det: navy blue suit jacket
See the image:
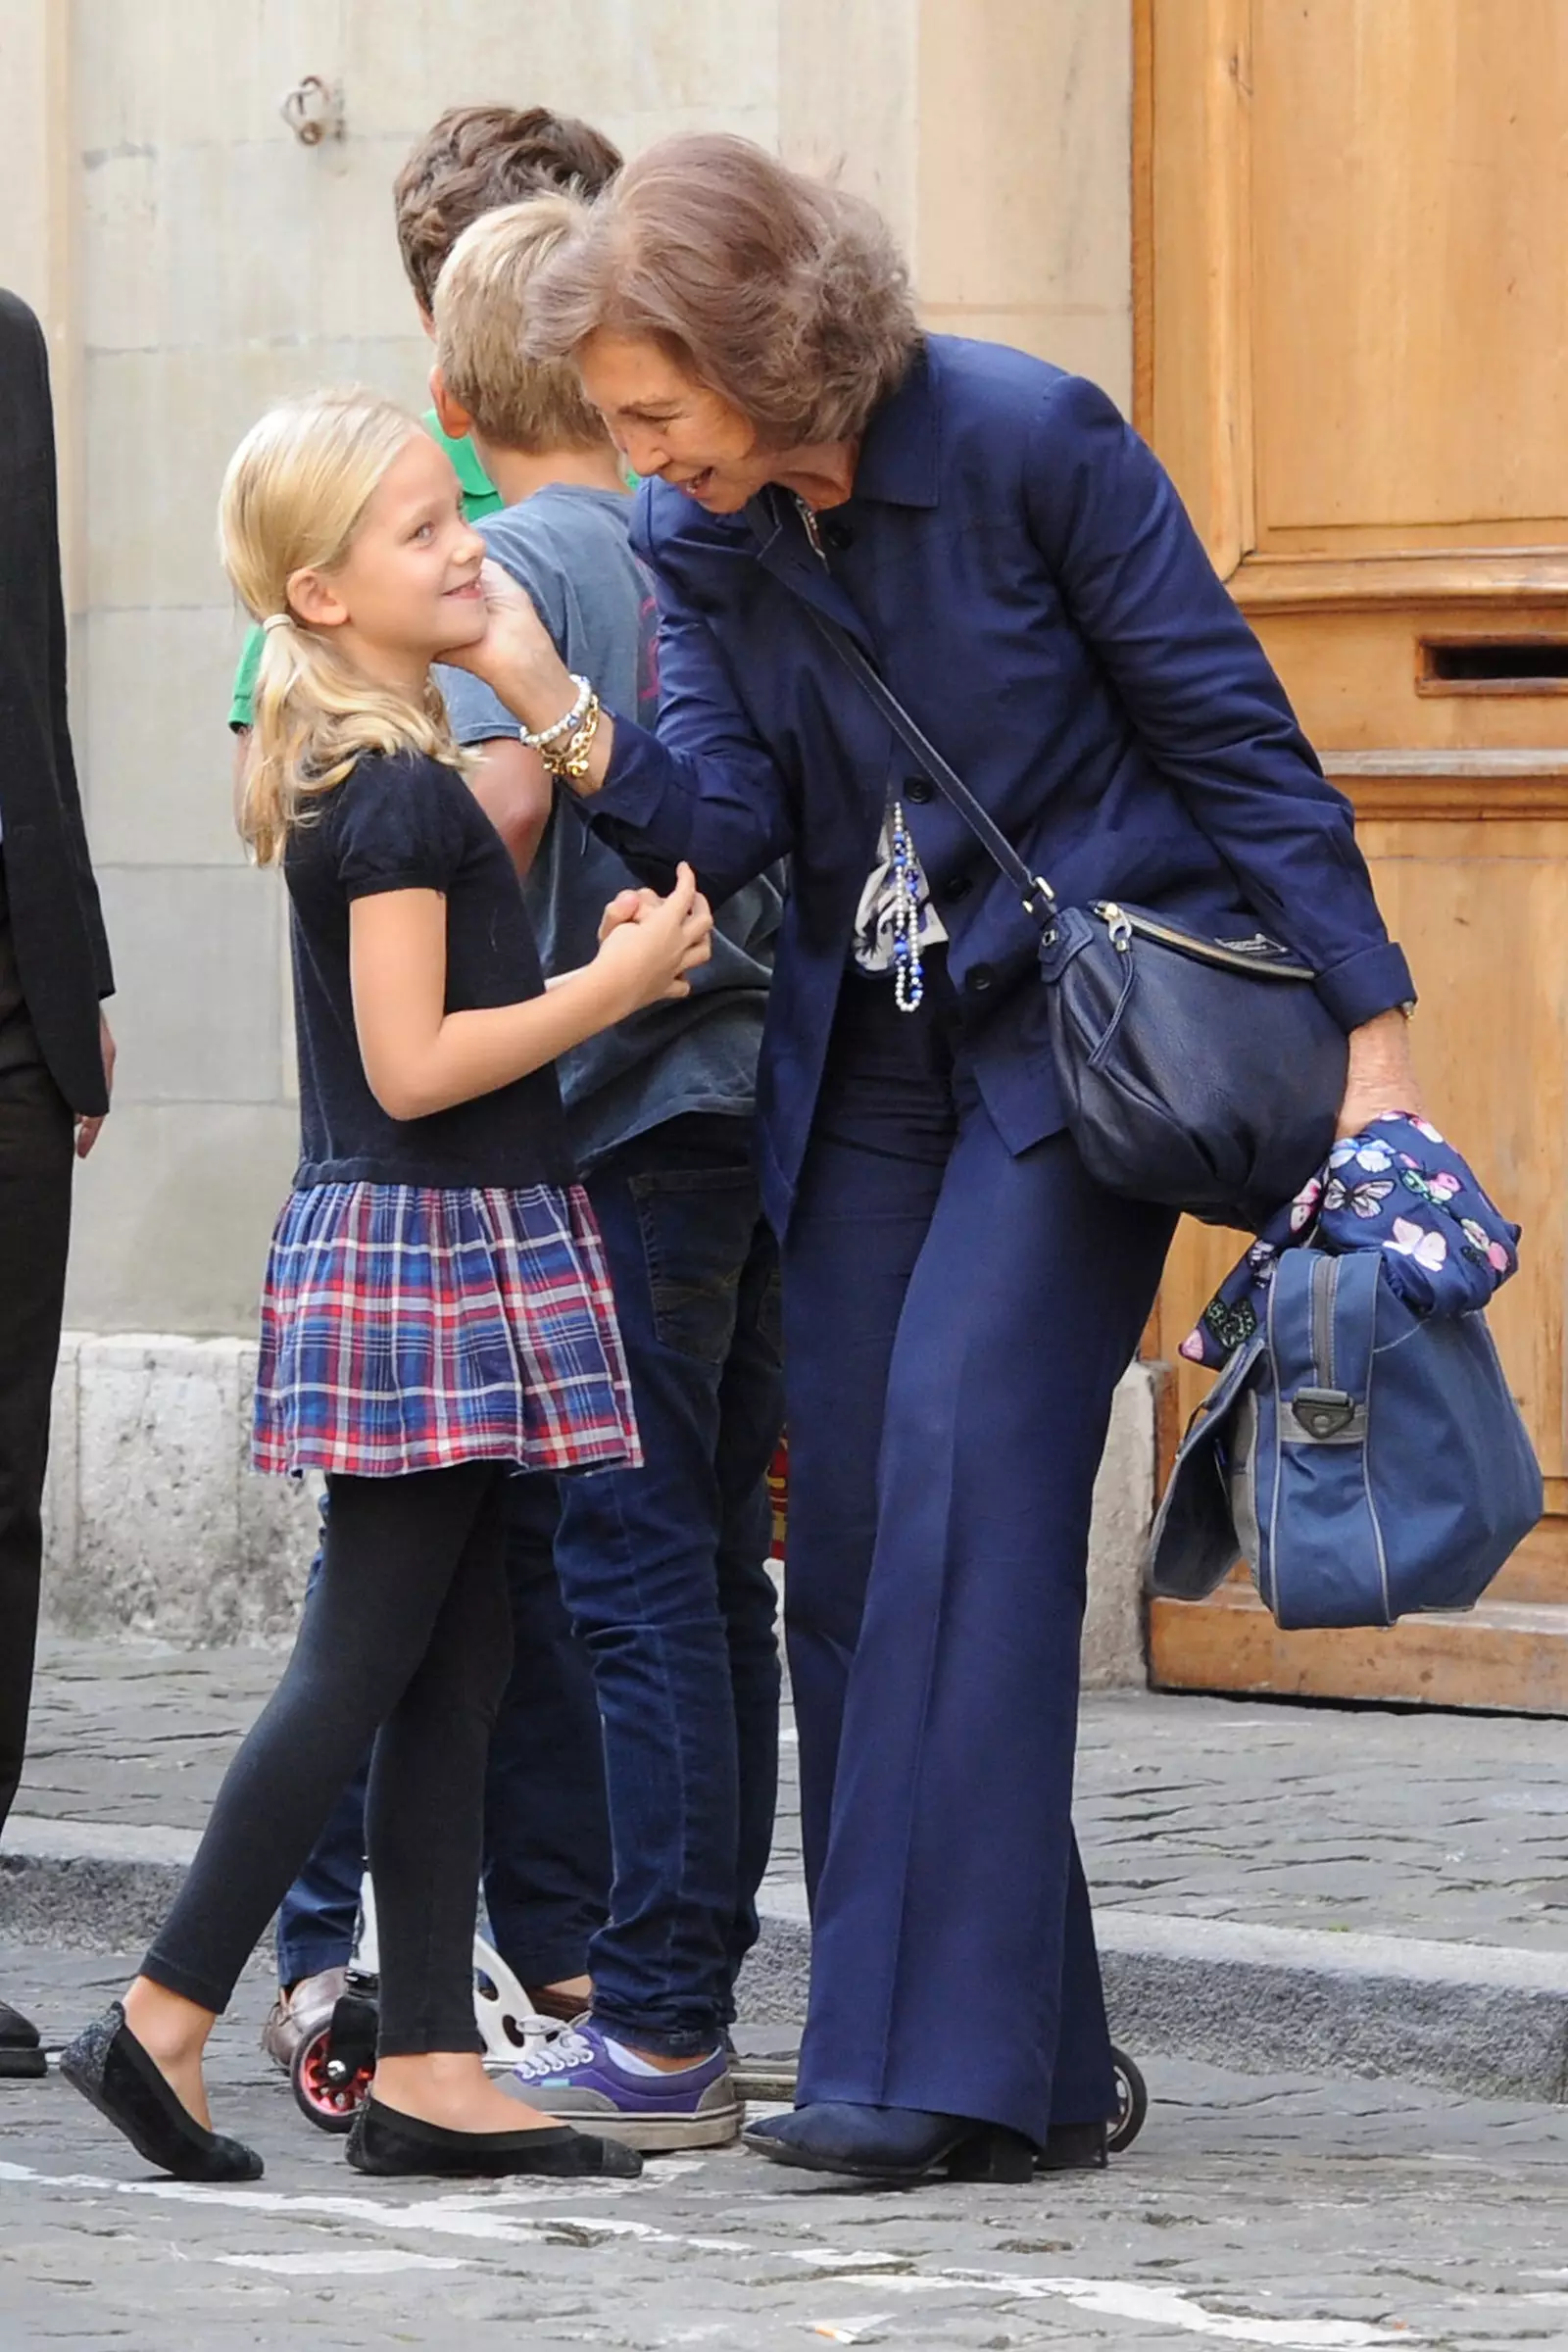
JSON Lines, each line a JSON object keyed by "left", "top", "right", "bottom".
{"left": 588, "top": 336, "right": 1413, "bottom": 1234}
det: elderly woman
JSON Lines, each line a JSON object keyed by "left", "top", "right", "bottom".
{"left": 462, "top": 134, "right": 1422, "bottom": 2184}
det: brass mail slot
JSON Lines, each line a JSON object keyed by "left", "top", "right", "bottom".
{"left": 1418, "top": 639, "right": 1568, "bottom": 695}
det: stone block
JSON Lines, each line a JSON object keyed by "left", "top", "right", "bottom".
{"left": 82, "top": 606, "right": 252, "bottom": 866}
{"left": 65, "top": 1101, "right": 299, "bottom": 1338}
{"left": 51, "top": 1335, "right": 316, "bottom": 1642}
{"left": 921, "top": 301, "right": 1134, "bottom": 411}
{"left": 1082, "top": 1362, "right": 1160, "bottom": 1690}
{"left": 39, "top": 1337, "right": 81, "bottom": 1607}
{"left": 780, "top": 0, "right": 918, "bottom": 245}
{"left": 90, "top": 865, "right": 286, "bottom": 1104}
{"left": 914, "top": 0, "right": 1132, "bottom": 315}
{"left": 84, "top": 340, "right": 428, "bottom": 612}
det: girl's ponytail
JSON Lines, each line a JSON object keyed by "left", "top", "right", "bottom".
{"left": 220, "top": 390, "right": 471, "bottom": 866}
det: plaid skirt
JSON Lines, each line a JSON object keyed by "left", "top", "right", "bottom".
{"left": 253, "top": 1182, "right": 642, "bottom": 1480}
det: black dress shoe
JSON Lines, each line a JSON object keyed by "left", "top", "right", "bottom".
{"left": 1037, "top": 2118, "right": 1109, "bottom": 2172}
{"left": 58, "top": 2003, "right": 263, "bottom": 2182}
{"left": 345, "top": 2096, "right": 643, "bottom": 2180}
{"left": 742, "top": 2101, "right": 1037, "bottom": 2185}
{"left": 0, "top": 1999, "right": 47, "bottom": 2081}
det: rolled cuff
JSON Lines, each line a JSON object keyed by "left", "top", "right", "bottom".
{"left": 1313, "top": 940, "right": 1416, "bottom": 1033}
{"left": 594, "top": 711, "right": 676, "bottom": 831}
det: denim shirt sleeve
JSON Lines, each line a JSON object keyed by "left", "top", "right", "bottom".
{"left": 1021, "top": 373, "right": 1413, "bottom": 1032}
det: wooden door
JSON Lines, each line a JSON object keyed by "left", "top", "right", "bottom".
{"left": 1137, "top": 0, "right": 1568, "bottom": 1708}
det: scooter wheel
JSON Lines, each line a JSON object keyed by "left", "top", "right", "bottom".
{"left": 291, "top": 2022, "right": 371, "bottom": 2133}
{"left": 1107, "top": 2045, "right": 1149, "bottom": 2153}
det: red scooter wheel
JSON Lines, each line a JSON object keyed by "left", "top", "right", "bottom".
{"left": 291, "top": 2023, "right": 371, "bottom": 2133}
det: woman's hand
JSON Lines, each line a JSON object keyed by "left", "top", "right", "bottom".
{"left": 443, "top": 559, "right": 577, "bottom": 732}
{"left": 592, "top": 864, "right": 713, "bottom": 1007}
{"left": 1335, "top": 1006, "right": 1425, "bottom": 1139}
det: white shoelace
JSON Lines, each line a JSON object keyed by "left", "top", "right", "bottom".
{"left": 512, "top": 2024, "right": 596, "bottom": 2082}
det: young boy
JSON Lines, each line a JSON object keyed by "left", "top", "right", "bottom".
{"left": 237, "top": 104, "right": 625, "bottom": 2081}
{"left": 431, "top": 198, "right": 784, "bottom": 2151}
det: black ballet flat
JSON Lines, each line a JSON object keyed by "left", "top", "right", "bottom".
{"left": 345, "top": 2095, "right": 643, "bottom": 2180}
{"left": 58, "top": 2003, "right": 263, "bottom": 2182}
{"left": 0, "top": 1999, "right": 48, "bottom": 2081}
{"left": 743, "top": 2101, "right": 1037, "bottom": 2185}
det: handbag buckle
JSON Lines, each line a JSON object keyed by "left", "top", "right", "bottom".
{"left": 1023, "top": 874, "right": 1057, "bottom": 940}
{"left": 1099, "top": 901, "right": 1135, "bottom": 954}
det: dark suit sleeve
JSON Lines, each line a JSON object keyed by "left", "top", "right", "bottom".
{"left": 23, "top": 309, "right": 114, "bottom": 999}
{"left": 45, "top": 465, "right": 114, "bottom": 1000}
{"left": 584, "top": 510, "right": 798, "bottom": 907}
{"left": 1021, "top": 373, "right": 1411, "bottom": 1032}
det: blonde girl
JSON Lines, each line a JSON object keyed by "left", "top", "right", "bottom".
{"left": 60, "top": 389, "right": 710, "bottom": 2184}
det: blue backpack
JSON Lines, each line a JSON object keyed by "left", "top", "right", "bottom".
{"left": 1148, "top": 1247, "right": 1543, "bottom": 1630}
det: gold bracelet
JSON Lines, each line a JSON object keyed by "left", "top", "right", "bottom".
{"left": 542, "top": 692, "right": 603, "bottom": 780}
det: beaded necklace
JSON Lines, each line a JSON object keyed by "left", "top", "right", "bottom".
{"left": 796, "top": 494, "right": 926, "bottom": 1014}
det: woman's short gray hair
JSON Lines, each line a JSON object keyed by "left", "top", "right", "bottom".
{"left": 523, "top": 134, "right": 922, "bottom": 449}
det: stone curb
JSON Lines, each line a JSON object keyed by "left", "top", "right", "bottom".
{"left": 5, "top": 1818, "right": 1564, "bottom": 2104}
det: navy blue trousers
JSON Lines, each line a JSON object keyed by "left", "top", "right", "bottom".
{"left": 782, "top": 968, "right": 1174, "bottom": 2144}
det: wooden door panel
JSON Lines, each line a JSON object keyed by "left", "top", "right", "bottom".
{"left": 1251, "top": 0, "right": 1568, "bottom": 545}
{"left": 1138, "top": 0, "right": 1568, "bottom": 1708}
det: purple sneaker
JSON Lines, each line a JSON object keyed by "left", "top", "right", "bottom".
{"left": 508, "top": 2021, "right": 739, "bottom": 2151}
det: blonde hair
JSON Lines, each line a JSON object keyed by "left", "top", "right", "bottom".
{"left": 434, "top": 195, "right": 609, "bottom": 454}
{"left": 220, "top": 388, "right": 473, "bottom": 865}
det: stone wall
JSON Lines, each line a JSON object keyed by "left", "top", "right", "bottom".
{"left": 0, "top": 0, "right": 1132, "bottom": 1340}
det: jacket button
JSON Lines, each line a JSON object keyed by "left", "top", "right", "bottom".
{"left": 905, "top": 776, "right": 935, "bottom": 805}
{"left": 965, "top": 961, "right": 995, "bottom": 994}
{"left": 944, "top": 872, "right": 974, "bottom": 904}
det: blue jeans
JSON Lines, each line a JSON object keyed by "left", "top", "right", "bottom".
{"left": 556, "top": 1113, "right": 785, "bottom": 2057}
{"left": 275, "top": 1470, "right": 612, "bottom": 1990}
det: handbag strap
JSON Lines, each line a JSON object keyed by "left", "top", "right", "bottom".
{"left": 746, "top": 497, "right": 1058, "bottom": 929}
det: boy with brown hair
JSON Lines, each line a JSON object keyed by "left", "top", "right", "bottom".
{"left": 430, "top": 198, "right": 783, "bottom": 2150}
{"left": 243, "top": 104, "right": 624, "bottom": 2080}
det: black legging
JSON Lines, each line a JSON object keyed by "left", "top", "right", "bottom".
{"left": 143, "top": 1463, "right": 512, "bottom": 2056}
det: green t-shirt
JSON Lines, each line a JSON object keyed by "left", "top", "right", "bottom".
{"left": 226, "top": 411, "right": 502, "bottom": 729}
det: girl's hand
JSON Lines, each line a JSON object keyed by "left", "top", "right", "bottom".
{"left": 1335, "top": 1006, "right": 1425, "bottom": 1139}
{"left": 593, "top": 864, "right": 713, "bottom": 1008}
{"left": 443, "top": 559, "right": 576, "bottom": 727}
{"left": 598, "top": 887, "right": 660, "bottom": 944}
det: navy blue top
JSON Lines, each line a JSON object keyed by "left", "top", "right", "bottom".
{"left": 285, "top": 750, "right": 574, "bottom": 1191}
{"left": 586, "top": 337, "right": 1414, "bottom": 1235}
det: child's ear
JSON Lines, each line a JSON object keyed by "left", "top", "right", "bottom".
{"left": 429, "top": 366, "right": 473, "bottom": 444}
{"left": 286, "top": 566, "right": 350, "bottom": 629}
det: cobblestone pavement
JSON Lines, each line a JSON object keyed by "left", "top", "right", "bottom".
{"left": 1, "top": 1944, "right": 1565, "bottom": 2352}
{"left": 16, "top": 1639, "right": 1568, "bottom": 1949}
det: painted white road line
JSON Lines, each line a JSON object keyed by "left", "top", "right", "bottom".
{"left": 0, "top": 2159, "right": 1419, "bottom": 2347}
{"left": 215, "top": 2249, "right": 465, "bottom": 2276}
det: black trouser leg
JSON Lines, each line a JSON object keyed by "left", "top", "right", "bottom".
{"left": 370, "top": 1469, "right": 513, "bottom": 2055}
{"left": 0, "top": 1059, "right": 74, "bottom": 1838}
{"left": 143, "top": 1463, "right": 512, "bottom": 2046}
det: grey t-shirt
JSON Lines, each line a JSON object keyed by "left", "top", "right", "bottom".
{"left": 438, "top": 484, "right": 779, "bottom": 1172}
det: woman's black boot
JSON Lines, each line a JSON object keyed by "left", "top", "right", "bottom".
{"left": 346, "top": 2096, "right": 643, "bottom": 2180}
{"left": 743, "top": 2102, "right": 1036, "bottom": 2184}
{"left": 59, "top": 2003, "right": 263, "bottom": 2182}
{"left": 1037, "top": 2118, "right": 1109, "bottom": 2172}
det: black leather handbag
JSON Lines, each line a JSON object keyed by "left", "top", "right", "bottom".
{"left": 803, "top": 611, "right": 1348, "bottom": 1233}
